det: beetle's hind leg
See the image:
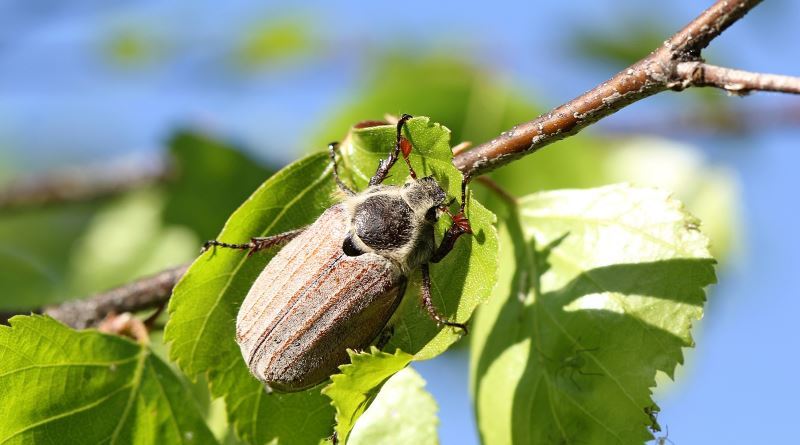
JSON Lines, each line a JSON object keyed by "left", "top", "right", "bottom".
{"left": 328, "top": 142, "right": 356, "bottom": 196}
{"left": 419, "top": 263, "right": 468, "bottom": 335}
{"left": 202, "top": 228, "right": 304, "bottom": 256}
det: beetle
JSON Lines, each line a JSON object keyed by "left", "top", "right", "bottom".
{"left": 203, "top": 114, "right": 472, "bottom": 392}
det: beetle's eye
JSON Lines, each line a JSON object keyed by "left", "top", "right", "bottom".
{"left": 424, "top": 206, "right": 438, "bottom": 222}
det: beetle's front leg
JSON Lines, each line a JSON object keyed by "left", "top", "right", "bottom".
{"left": 369, "top": 113, "right": 417, "bottom": 185}
{"left": 202, "top": 228, "right": 305, "bottom": 256}
{"left": 420, "top": 263, "right": 468, "bottom": 334}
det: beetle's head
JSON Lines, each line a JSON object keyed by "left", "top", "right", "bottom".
{"left": 402, "top": 176, "right": 446, "bottom": 224}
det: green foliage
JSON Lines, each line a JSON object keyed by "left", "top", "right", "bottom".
{"left": 68, "top": 189, "right": 197, "bottom": 296}
{"left": 0, "top": 107, "right": 722, "bottom": 444}
{"left": 348, "top": 367, "right": 438, "bottom": 445}
{"left": 163, "top": 129, "right": 275, "bottom": 241}
{"left": 165, "top": 116, "right": 497, "bottom": 444}
{"left": 102, "top": 25, "right": 167, "bottom": 68}
{"left": 571, "top": 20, "right": 668, "bottom": 67}
{"left": 312, "top": 57, "right": 535, "bottom": 147}
{"left": 0, "top": 315, "right": 216, "bottom": 444}
{"left": 0, "top": 202, "right": 101, "bottom": 308}
{"left": 470, "top": 184, "right": 716, "bottom": 444}
{"left": 233, "top": 18, "right": 318, "bottom": 70}
{"left": 322, "top": 348, "right": 413, "bottom": 444}
{"left": 309, "top": 55, "right": 738, "bottom": 259}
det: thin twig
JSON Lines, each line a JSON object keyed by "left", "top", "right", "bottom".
{"left": 674, "top": 62, "right": 800, "bottom": 95}
{"left": 453, "top": 0, "right": 765, "bottom": 178}
{"left": 476, "top": 176, "right": 518, "bottom": 207}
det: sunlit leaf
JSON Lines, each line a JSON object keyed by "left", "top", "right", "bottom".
{"left": 470, "top": 184, "right": 715, "bottom": 444}
{"left": 349, "top": 366, "right": 438, "bottom": 445}
{"left": 604, "top": 136, "right": 740, "bottom": 258}
{"left": 322, "top": 348, "right": 412, "bottom": 444}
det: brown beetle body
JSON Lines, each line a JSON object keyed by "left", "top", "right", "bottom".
{"left": 205, "top": 114, "right": 472, "bottom": 392}
{"left": 236, "top": 204, "right": 406, "bottom": 392}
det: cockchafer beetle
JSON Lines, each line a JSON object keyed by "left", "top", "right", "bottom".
{"left": 203, "top": 114, "right": 472, "bottom": 392}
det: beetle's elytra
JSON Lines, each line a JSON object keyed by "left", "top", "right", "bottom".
{"left": 204, "top": 114, "right": 472, "bottom": 392}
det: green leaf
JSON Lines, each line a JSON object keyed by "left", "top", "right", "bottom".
{"left": 321, "top": 348, "right": 413, "bottom": 444}
{"left": 604, "top": 136, "right": 741, "bottom": 259}
{"left": 165, "top": 152, "right": 337, "bottom": 445}
{"left": 165, "top": 116, "right": 497, "bottom": 444}
{"left": 470, "top": 184, "right": 716, "bottom": 444}
{"left": 68, "top": 188, "right": 197, "bottom": 296}
{"left": 0, "top": 315, "right": 216, "bottom": 444}
{"left": 349, "top": 367, "right": 438, "bottom": 445}
{"left": 163, "top": 129, "right": 275, "bottom": 241}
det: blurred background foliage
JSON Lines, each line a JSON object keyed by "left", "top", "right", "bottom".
{"left": 1, "top": 1, "right": 798, "bottom": 443}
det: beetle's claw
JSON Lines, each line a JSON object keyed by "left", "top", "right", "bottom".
{"left": 443, "top": 320, "right": 469, "bottom": 336}
{"left": 452, "top": 211, "right": 472, "bottom": 234}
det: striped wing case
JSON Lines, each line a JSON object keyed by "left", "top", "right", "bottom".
{"left": 236, "top": 204, "right": 405, "bottom": 392}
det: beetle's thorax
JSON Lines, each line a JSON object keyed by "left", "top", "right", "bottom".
{"left": 343, "top": 176, "right": 446, "bottom": 273}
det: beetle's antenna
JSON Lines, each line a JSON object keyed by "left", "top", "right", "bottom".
{"left": 369, "top": 113, "right": 415, "bottom": 185}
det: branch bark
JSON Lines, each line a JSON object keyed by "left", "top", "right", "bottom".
{"left": 4, "top": 264, "right": 190, "bottom": 329}
{"left": 452, "top": 0, "right": 766, "bottom": 178}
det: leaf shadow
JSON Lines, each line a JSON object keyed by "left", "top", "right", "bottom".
{"left": 474, "top": 212, "right": 716, "bottom": 444}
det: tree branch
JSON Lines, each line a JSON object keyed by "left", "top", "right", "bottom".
{"left": 452, "top": 0, "right": 765, "bottom": 178}
{"left": 674, "top": 62, "right": 800, "bottom": 95}
{"left": 1, "top": 264, "right": 190, "bottom": 329}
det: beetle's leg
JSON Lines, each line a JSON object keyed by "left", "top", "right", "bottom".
{"left": 420, "top": 263, "right": 468, "bottom": 334}
{"left": 369, "top": 113, "right": 417, "bottom": 185}
{"left": 202, "top": 228, "right": 304, "bottom": 256}
{"left": 328, "top": 142, "right": 355, "bottom": 196}
{"left": 431, "top": 178, "right": 473, "bottom": 263}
